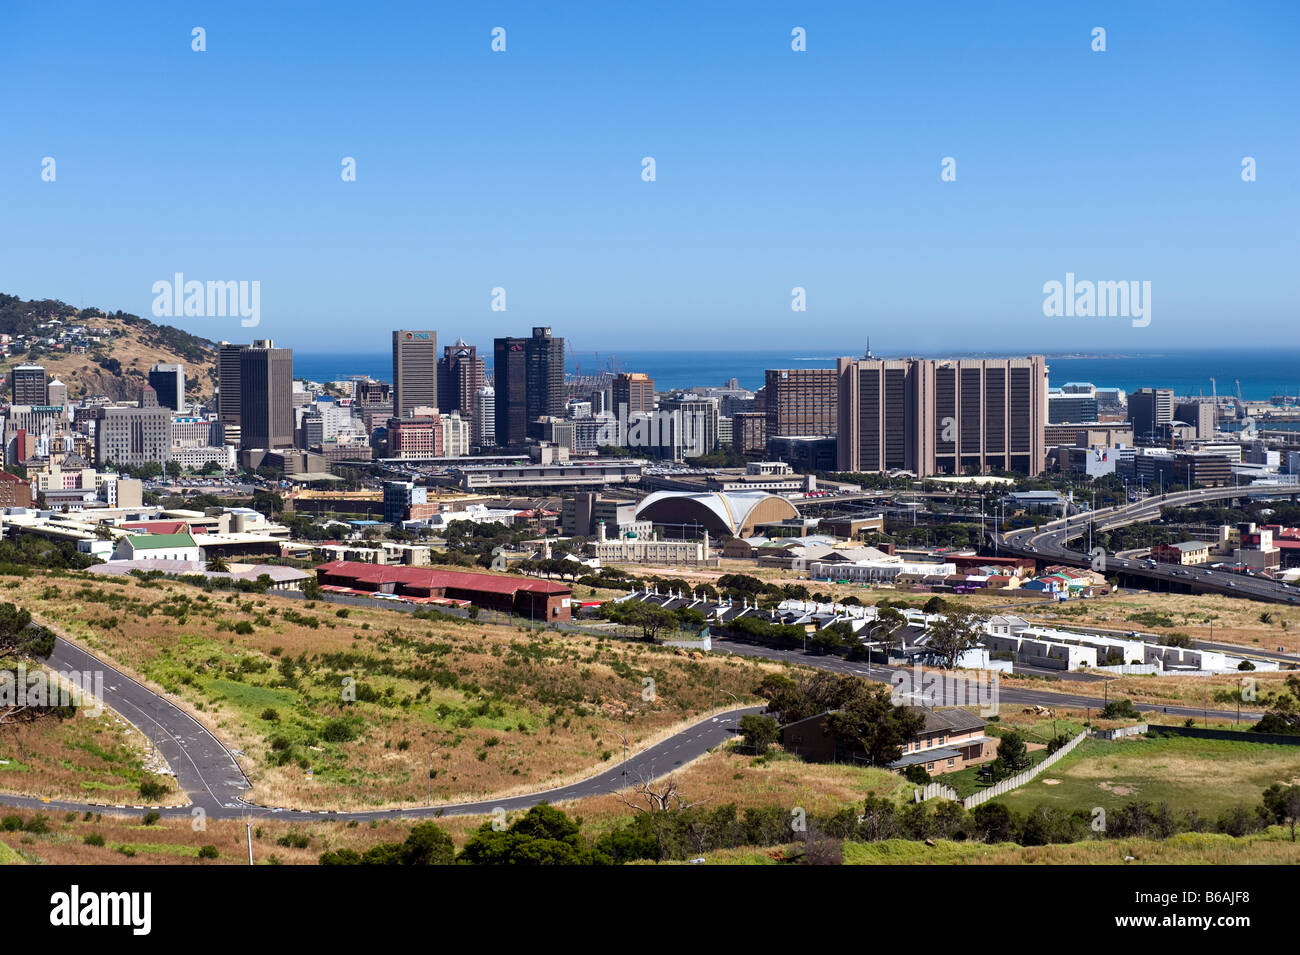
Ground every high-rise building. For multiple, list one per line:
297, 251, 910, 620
493, 336, 528, 446
436, 339, 485, 417
764, 368, 838, 437
239, 340, 294, 450
657, 393, 720, 460
1129, 388, 1174, 443
148, 362, 186, 412
525, 326, 565, 439
217, 342, 247, 425
836, 355, 1048, 476
473, 385, 496, 446
94, 387, 172, 468
392, 330, 438, 418
11, 365, 48, 405
612, 372, 655, 416
1047, 385, 1099, 424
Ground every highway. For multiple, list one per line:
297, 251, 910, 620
995, 483, 1300, 605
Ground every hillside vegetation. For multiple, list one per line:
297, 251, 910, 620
0, 293, 217, 401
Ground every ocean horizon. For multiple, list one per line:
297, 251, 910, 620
293, 347, 1300, 402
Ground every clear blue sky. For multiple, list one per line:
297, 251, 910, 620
1, 1, 1296, 354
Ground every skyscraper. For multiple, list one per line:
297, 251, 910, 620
836, 355, 1048, 476
392, 330, 438, 418
148, 362, 185, 412
217, 342, 247, 425
493, 336, 528, 446
525, 326, 565, 439
239, 340, 294, 450
493, 327, 566, 446
437, 339, 485, 417
11, 365, 48, 405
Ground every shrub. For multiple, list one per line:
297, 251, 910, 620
84, 832, 106, 846
138, 778, 169, 800
198, 845, 219, 859
260, 708, 280, 721
321, 719, 358, 743
142, 811, 161, 826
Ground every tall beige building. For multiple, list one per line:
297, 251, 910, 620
392, 330, 438, 419
836, 355, 1048, 476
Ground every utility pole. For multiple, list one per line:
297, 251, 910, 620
246, 822, 254, 866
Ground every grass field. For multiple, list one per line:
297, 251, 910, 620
6, 571, 778, 810
997, 734, 1300, 816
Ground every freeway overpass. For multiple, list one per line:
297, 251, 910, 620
994, 483, 1300, 605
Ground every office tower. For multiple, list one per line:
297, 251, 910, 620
11, 365, 48, 405
1129, 388, 1174, 443
391, 329, 438, 418
354, 378, 391, 405
658, 393, 720, 459
217, 342, 247, 425
239, 340, 294, 450
733, 411, 767, 455
436, 339, 485, 417
764, 368, 838, 437
473, 385, 496, 446
493, 336, 528, 446
836, 355, 1048, 476
525, 326, 565, 439
94, 387, 172, 467
612, 372, 655, 416
148, 362, 185, 412
1174, 400, 1217, 440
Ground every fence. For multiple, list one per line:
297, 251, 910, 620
961, 730, 1089, 810
1092, 723, 1148, 740
913, 782, 960, 803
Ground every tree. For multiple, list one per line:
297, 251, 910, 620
737, 714, 779, 755
457, 803, 609, 865
0, 603, 59, 728
1262, 784, 1300, 842
165, 460, 183, 478
205, 555, 230, 573
319, 821, 454, 864
824, 684, 927, 766
991, 731, 1030, 780
924, 607, 989, 669
870, 606, 908, 656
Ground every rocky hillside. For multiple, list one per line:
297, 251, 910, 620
0, 294, 218, 402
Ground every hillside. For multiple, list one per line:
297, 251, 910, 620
0, 293, 218, 402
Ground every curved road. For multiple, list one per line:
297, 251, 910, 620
997, 483, 1300, 606
0, 622, 1262, 822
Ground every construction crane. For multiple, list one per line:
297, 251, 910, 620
1234, 379, 1245, 418
1210, 377, 1218, 431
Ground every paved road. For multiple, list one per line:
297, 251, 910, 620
0, 625, 1261, 822
0, 634, 759, 821
997, 483, 1300, 606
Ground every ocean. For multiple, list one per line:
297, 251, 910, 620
293, 348, 1300, 402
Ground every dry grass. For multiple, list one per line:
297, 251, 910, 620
9, 572, 780, 811
0, 708, 183, 806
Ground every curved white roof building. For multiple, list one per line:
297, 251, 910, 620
635, 490, 799, 538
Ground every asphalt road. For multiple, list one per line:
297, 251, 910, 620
998, 483, 1300, 606
0, 634, 760, 822
0, 621, 1266, 822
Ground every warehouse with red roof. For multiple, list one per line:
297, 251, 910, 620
314, 561, 573, 621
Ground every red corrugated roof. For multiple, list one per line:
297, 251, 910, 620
122, 520, 190, 535
314, 561, 570, 595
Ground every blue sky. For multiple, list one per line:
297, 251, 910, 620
1, 0, 1296, 354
